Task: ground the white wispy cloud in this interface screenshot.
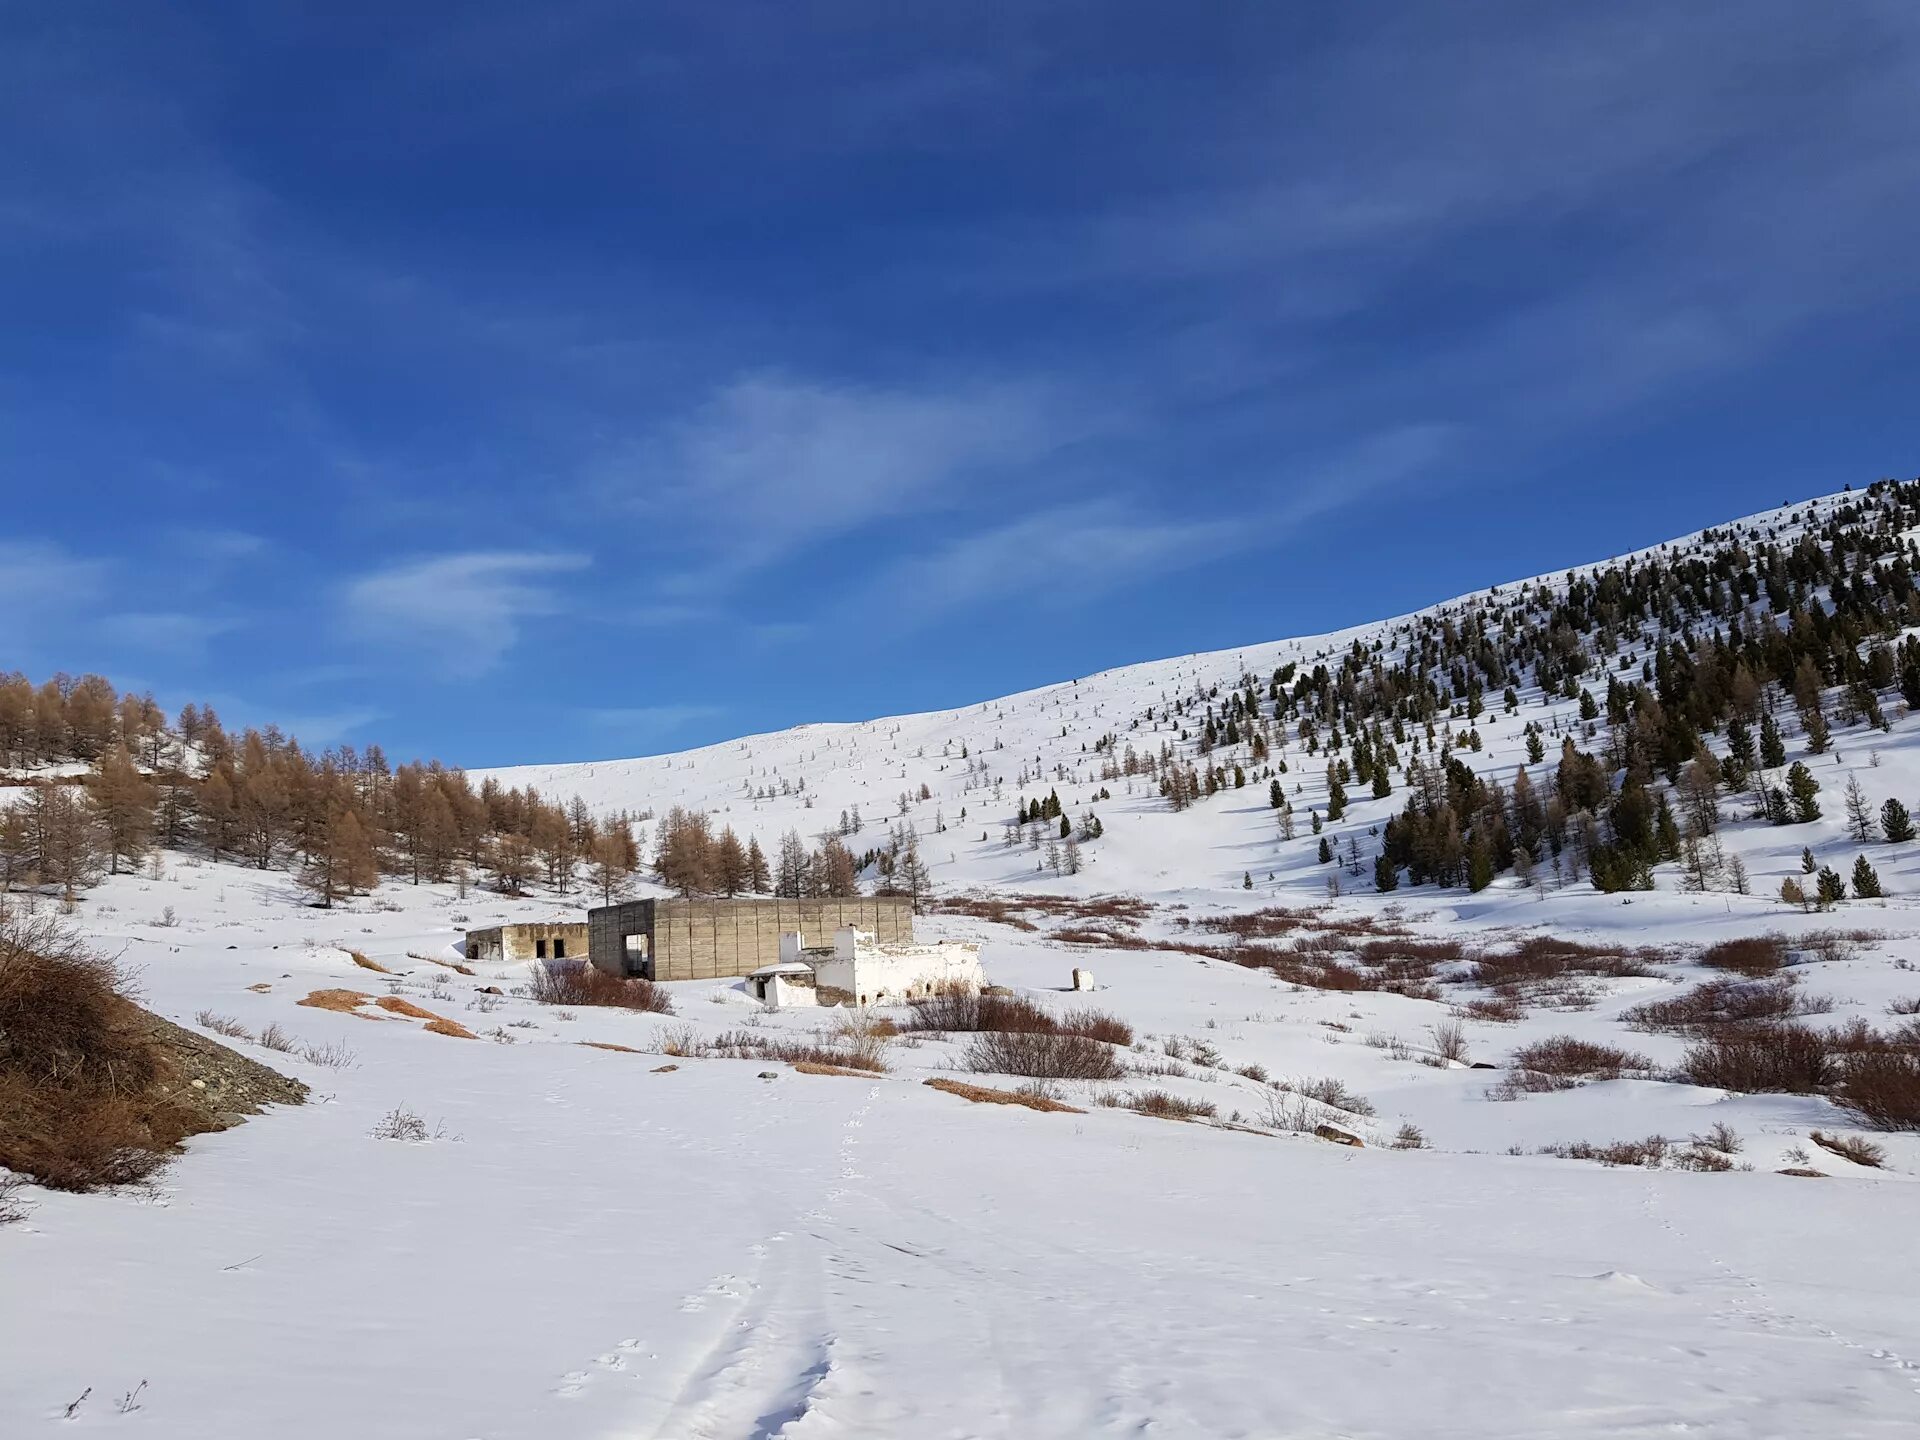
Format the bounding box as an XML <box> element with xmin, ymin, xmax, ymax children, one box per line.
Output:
<box><xmin>600</xmin><ymin>372</ymin><xmax>1101</xmax><ymax>591</ymax></box>
<box><xmin>343</xmin><ymin>551</ymin><xmax>591</xmax><ymax>679</ymax></box>
<box><xmin>852</xmin><ymin>422</ymin><xmax>1456</xmax><ymax>631</ymax></box>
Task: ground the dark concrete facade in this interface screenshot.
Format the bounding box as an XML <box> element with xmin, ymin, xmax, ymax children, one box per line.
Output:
<box><xmin>588</xmin><ymin>896</ymin><xmax>914</xmax><ymax>982</ymax></box>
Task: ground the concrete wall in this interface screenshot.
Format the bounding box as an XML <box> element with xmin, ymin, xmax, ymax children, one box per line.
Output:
<box><xmin>465</xmin><ymin>923</ymin><xmax>590</xmax><ymax>964</ymax></box>
<box><xmin>587</xmin><ymin>896</ymin><xmax>913</xmax><ymax>981</ymax></box>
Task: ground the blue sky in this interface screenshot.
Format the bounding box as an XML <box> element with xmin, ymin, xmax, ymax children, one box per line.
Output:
<box><xmin>5</xmin><ymin>2</ymin><xmax>1919</xmax><ymax>766</ymax></box>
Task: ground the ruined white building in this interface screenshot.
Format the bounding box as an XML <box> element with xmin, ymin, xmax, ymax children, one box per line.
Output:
<box><xmin>747</xmin><ymin>926</ymin><xmax>984</xmax><ymax>1008</ymax></box>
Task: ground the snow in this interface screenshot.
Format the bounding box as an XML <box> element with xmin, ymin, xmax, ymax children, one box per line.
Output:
<box><xmin>9</xmin><ymin>488</ymin><xmax>1920</xmax><ymax>1435</ymax></box>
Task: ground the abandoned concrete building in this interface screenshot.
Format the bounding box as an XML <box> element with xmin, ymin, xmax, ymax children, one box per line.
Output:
<box><xmin>464</xmin><ymin>921</ymin><xmax>590</xmax><ymax>964</ymax></box>
<box><xmin>748</xmin><ymin>926</ymin><xmax>984</xmax><ymax>1008</ymax></box>
<box><xmin>587</xmin><ymin>896</ymin><xmax>913</xmax><ymax>982</ymax></box>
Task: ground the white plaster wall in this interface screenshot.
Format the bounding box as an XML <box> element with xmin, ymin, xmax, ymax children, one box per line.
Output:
<box><xmin>814</xmin><ymin>939</ymin><xmax>984</xmax><ymax>1006</ymax></box>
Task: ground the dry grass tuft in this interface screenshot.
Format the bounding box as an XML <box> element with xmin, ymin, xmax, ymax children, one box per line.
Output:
<box><xmin>348</xmin><ymin>951</ymin><xmax>394</xmax><ymax>974</ymax></box>
<box><xmin>298</xmin><ymin>988</ymin><xmax>372</xmax><ymax>1014</ymax></box>
<box><xmin>792</xmin><ymin>1060</ymin><xmax>873</xmax><ymax>1078</ymax></box>
<box><xmin>374</xmin><ymin>996</ymin><xmax>443</xmax><ymax>1021</ymax></box>
<box><xmin>246</xmin><ymin>982</ymin><xmax>273</xmax><ymax>994</ymax></box>
<box><xmin>923</xmin><ymin>1077</ymin><xmax>1083</xmax><ymax>1113</ymax></box>
<box><xmin>423</xmin><ymin>1018</ymin><xmax>478</xmax><ymax>1039</ymax></box>
<box><xmin>580</xmin><ymin>1041</ymin><xmax>644</xmax><ymax>1054</ymax></box>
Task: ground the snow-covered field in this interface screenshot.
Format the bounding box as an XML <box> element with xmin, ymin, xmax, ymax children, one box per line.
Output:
<box><xmin>6</xmin><ymin>860</ymin><xmax>1920</xmax><ymax>1438</ymax></box>
<box><xmin>9</xmin><ymin>490</ymin><xmax>1920</xmax><ymax>1436</ymax></box>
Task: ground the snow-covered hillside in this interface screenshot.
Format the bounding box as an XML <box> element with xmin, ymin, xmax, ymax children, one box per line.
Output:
<box><xmin>476</xmin><ymin>485</ymin><xmax>1920</xmax><ymax>913</ymax></box>
<box><xmin>10</xmin><ymin>483</ymin><xmax>1920</xmax><ymax>1438</ymax></box>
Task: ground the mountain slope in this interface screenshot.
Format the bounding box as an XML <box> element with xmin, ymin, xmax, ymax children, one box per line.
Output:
<box><xmin>476</xmin><ymin>482</ymin><xmax>1920</xmax><ymax>908</ymax></box>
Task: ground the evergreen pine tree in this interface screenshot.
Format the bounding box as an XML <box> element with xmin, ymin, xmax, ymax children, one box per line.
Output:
<box><xmin>1881</xmin><ymin>798</ymin><xmax>1915</xmax><ymax>843</ymax></box>
<box><xmin>1851</xmin><ymin>854</ymin><xmax>1884</xmax><ymax>899</ymax></box>
<box><xmin>1760</xmin><ymin>714</ymin><xmax>1786</xmax><ymax>768</ymax></box>
<box><xmin>1787</xmin><ymin>762</ymin><xmax>1822</xmax><ymax>823</ymax></box>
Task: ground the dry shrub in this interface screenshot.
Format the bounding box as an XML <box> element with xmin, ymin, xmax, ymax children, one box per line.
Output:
<box><xmin>1624</xmin><ymin>978</ymin><xmax>1830</xmax><ymax>1035</ymax></box>
<box><xmin>1810</xmin><ymin>1129</ymin><xmax>1887</xmax><ymax>1166</ymax></box>
<box><xmin>423</xmin><ymin>1018</ymin><xmax>478</xmax><ymax>1039</ymax></box>
<box><xmin>297</xmin><ymin>1039</ymin><xmax>357</xmax><ymax>1069</ymax></box>
<box><xmin>900</xmin><ymin>990</ymin><xmax>1126</xmax><ymax>1043</ymax></box>
<box><xmin>1460</xmin><ymin>995</ymin><xmax>1527</xmax><ymax>1023</ymax></box>
<box><xmin>692</xmin><ymin>1028</ymin><xmax>889</xmax><ymax>1073</ymax></box>
<box><xmin>368</xmin><ymin>1106</ymin><xmax>428</xmax><ymax>1142</ymax></box>
<box><xmin>195</xmin><ymin>1011</ymin><xmax>251</xmax><ymax>1040</ymax></box>
<box><xmin>256</xmin><ymin>1022</ymin><xmax>296</xmax><ymax>1053</ymax></box>
<box><xmin>1838</xmin><ymin>1051</ymin><xmax>1920</xmax><ymax>1131</ymax></box>
<box><xmin>580</xmin><ymin>1041</ymin><xmax>644</xmax><ymax>1054</ymax></box>
<box><xmin>1430</xmin><ymin>1019</ymin><xmax>1470</xmax><ymax>1065</ymax></box>
<box><xmin>1102</xmin><ymin>1089</ymin><xmax>1217</xmax><ymax>1121</ymax></box>
<box><xmin>0</xmin><ymin>1172</ymin><xmax>31</xmax><ymax>1224</ymax></box>
<box><xmin>1801</xmin><ymin>929</ymin><xmax>1885</xmax><ymax>964</ymax></box>
<box><xmin>0</xmin><ymin>911</ymin><xmax>187</xmax><ymax>1191</ymax></box>
<box><xmin>1538</xmin><ymin>1135</ymin><xmax>1672</xmax><ymax>1168</ymax></box>
<box><xmin>1392</xmin><ymin>1123</ymin><xmax>1428</xmax><ymax>1149</ymax></box>
<box><xmin>1290</xmin><ymin>1076</ymin><xmax>1376</xmax><ymax>1117</ymax></box>
<box><xmin>792</xmin><ymin>1060</ymin><xmax>870</xmax><ymax>1078</ymax></box>
<box><xmin>1510</xmin><ymin>1036</ymin><xmax>1652</xmax><ymax>1079</ymax></box>
<box><xmin>826</xmin><ymin>1009</ymin><xmax>894</xmax><ymax>1071</ymax></box>
<box><xmin>528</xmin><ymin>960</ymin><xmax>674</xmax><ymax>1013</ymax></box>
<box><xmin>1681</xmin><ymin>1025</ymin><xmax>1839</xmax><ymax>1094</ymax></box>
<box><xmin>1059</xmin><ymin>1007</ymin><xmax>1133</xmax><ymax>1046</ymax></box>
<box><xmin>1477</xmin><ymin>937</ymin><xmax>1658</xmax><ymax>990</ymax></box>
<box><xmin>923</xmin><ymin>1077</ymin><xmax>1083</xmax><ymax>1113</ymax></box>
<box><xmin>298</xmin><ymin>988</ymin><xmax>372</xmax><ymax>1015</ymax></box>
<box><xmin>348</xmin><ymin>951</ymin><xmax>393</xmax><ymax>974</ymax></box>
<box><xmin>965</xmin><ymin>1029</ymin><xmax>1124</xmax><ymax>1080</ymax></box>
<box><xmin>1697</xmin><ymin>935</ymin><xmax>1789</xmax><ymax>977</ymax></box>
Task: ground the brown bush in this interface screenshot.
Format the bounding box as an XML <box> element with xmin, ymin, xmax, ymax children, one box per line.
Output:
<box><xmin>1510</xmin><ymin>1036</ymin><xmax>1652</xmax><ymax>1079</ymax></box>
<box><xmin>1838</xmin><ymin>1051</ymin><xmax>1920</xmax><ymax>1130</ymax></box>
<box><xmin>529</xmin><ymin>960</ymin><xmax>674</xmax><ymax>1013</ymax></box>
<box><xmin>0</xmin><ymin>911</ymin><xmax>186</xmax><ymax>1191</ymax></box>
<box><xmin>1058</xmin><ymin>1007</ymin><xmax>1133</xmax><ymax>1046</ymax></box>
<box><xmin>1810</xmin><ymin>1129</ymin><xmax>1888</xmax><ymax>1166</ymax></box>
<box><xmin>1624</xmin><ymin>978</ymin><xmax>1830</xmax><ymax>1035</ymax></box>
<box><xmin>965</xmin><ymin>1029</ymin><xmax>1124</xmax><ymax>1080</ymax></box>
<box><xmin>1476</xmin><ymin>937</ymin><xmax>1659</xmax><ymax>990</ymax></box>
<box><xmin>900</xmin><ymin>990</ymin><xmax>1116</xmax><ymax>1038</ymax></box>
<box><xmin>1101</xmin><ymin>1089</ymin><xmax>1217</xmax><ymax>1121</ymax></box>
<box><xmin>1681</xmin><ymin>1025</ymin><xmax>1839</xmax><ymax>1094</ymax></box>
<box><xmin>1698</xmin><ymin>935</ymin><xmax>1789</xmax><ymax>977</ymax></box>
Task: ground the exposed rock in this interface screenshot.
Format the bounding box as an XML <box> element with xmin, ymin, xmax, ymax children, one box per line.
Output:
<box><xmin>138</xmin><ymin>1008</ymin><xmax>308</xmax><ymax>1134</ymax></box>
<box><xmin>1314</xmin><ymin>1124</ymin><xmax>1364</xmax><ymax>1148</ymax></box>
